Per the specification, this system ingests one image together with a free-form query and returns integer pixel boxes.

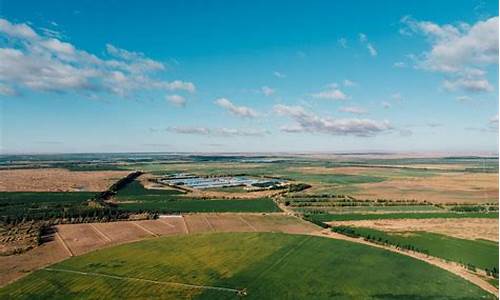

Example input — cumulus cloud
[401,16,498,93]
[338,106,367,115]
[166,126,268,137]
[215,98,258,118]
[443,77,494,92]
[311,86,348,101]
[274,104,391,137]
[359,33,378,57]
[166,94,186,107]
[0,18,195,97]
[261,86,275,96]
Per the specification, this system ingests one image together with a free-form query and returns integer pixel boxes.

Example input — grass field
[333,226,499,271]
[0,232,493,299]
[115,180,281,213]
[308,212,499,222]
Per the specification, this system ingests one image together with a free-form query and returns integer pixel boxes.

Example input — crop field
[331,226,499,272]
[114,180,281,213]
[0,192,96,221]
[0,214,318,286]
[0,232,493,299]
[308,212,499,222]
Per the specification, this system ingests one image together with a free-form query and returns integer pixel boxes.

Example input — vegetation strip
[42,267,242,294]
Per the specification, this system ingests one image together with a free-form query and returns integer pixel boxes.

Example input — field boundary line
[42,267,242,294]
[181,216,190,234]
[157,218,175,228]
[250,235,311,284]
[203,215,215,232]
[131,222,159,237]
[238,215,257,232]
[55,231,74,257]
[88,224,112,242]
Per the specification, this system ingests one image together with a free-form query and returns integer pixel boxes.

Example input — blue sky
[0,0,498,154]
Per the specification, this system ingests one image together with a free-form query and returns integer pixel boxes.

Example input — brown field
[0,235,70,287]
[0,168,130,192]
[354,172,498,204]
[57,224,108,256]
[327,218,499,242]
[0,214,319,287]
[204,214,254,232]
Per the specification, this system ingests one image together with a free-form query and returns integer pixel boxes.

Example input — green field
[0,192,96,222]
[333,226,499,271]
[0,232,493,299]
[115,180,281,213]
[308,212,499,222]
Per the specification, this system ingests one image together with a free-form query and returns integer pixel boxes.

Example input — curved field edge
[0,232,494,299]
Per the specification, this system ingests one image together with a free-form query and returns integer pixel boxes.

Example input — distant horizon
[1,150,498,158]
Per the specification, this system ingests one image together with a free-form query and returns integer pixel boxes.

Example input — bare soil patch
[327,218,499,241]
[133,219,185,236]
[56,224,107,256]
[0,168,130,192]
[92,222,152,243]
[204,214,254,232]
[355,173,498,204]
[0,237,69,287]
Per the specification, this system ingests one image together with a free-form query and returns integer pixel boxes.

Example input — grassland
[0,232,493,299]
[333,226,499,271]
[114,180,281,213]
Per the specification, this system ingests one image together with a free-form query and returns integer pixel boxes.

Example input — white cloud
[391,93,403,102]
[367,43,378,57]
[343,79,357,87]
[215,98,258,118]
[490,114,499,124]
[273,71,286,78]
[443,77,494,92]
[393,62,407,68]
[261,86,275,96]
[0,83,16,96]
[401,16,498,93]
[456,95,472,102]
[382,101,392,109]
[166,94,186,107]
[166,127,209,135]
[338,106,367,115]
[166,126,268,137]
[274,104,391,137]
[338,38,348,48]
[311,86,348,101]
[359,33,377,57]
[0,18,195,97]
